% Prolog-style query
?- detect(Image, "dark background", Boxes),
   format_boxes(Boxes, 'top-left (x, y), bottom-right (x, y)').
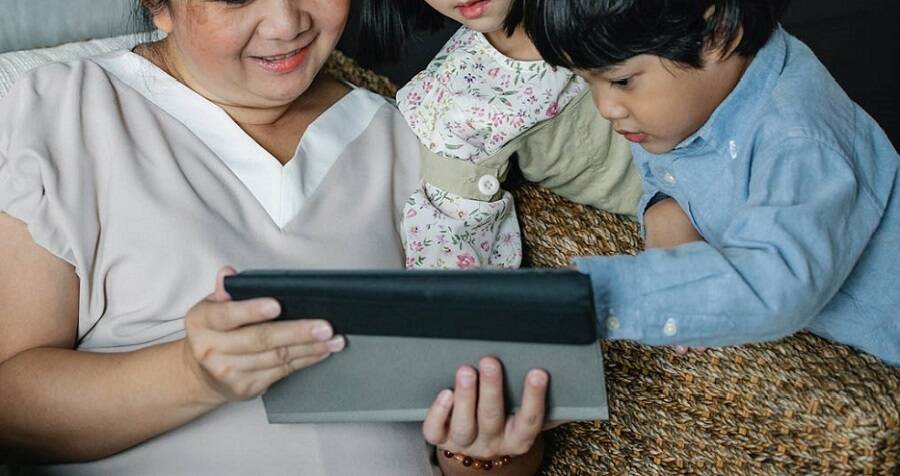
top-left (338, 0), bottom-right (899, 147)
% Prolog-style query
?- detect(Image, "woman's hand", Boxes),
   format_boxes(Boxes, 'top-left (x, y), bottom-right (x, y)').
top-left (182, 267), bottom-right (346, 404)
top-left (423, 357), bottom-right (548, 474)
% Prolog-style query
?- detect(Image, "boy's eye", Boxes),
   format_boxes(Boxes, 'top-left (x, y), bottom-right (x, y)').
top-left (610, 77), bottom-right (632, 88)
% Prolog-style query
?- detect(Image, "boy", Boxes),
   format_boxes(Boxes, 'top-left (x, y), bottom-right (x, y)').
top-left (524, 0), bottom-right (899, 364)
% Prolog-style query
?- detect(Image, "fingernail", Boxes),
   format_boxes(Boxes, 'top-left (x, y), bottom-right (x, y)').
top-left (529, 371), bottom-right (548, 386)
top-left (326, 336), bottom-right (345, 352)
top-left (480, 361), bottom-right (499, 377)
top-left (458, 369), bottom-right (476, 386)
top-left (438, 389), bottom-right (453, 406)
top-left (261, 300), bottom-right (280, 317)
top-left (312, 324), bottom-right (333, 341)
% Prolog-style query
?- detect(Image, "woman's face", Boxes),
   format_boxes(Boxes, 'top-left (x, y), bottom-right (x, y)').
top-left (151, 0), bottom-right (349, 109)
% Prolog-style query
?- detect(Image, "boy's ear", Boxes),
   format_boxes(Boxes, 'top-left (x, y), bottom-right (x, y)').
top-left (703, 5), bottom-right (744, 61)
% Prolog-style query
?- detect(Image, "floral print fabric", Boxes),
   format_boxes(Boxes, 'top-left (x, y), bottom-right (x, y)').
top-left (398, 27), bottom-right (585, 270)
top-left (397, 26), bottom-right (585, 163)
top-left (403, 182), bottom-right (522, 269)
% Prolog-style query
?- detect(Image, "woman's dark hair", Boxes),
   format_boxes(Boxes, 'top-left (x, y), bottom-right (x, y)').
top-left (524, 0), bottom-right (791, 70)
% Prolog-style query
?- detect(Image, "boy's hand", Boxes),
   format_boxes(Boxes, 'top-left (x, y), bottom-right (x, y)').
top-left (643, 198), bottom-right (704, 249)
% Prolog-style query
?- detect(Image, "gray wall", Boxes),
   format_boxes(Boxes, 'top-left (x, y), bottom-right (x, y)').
top-left (0, 0), bottom-right (140, 53)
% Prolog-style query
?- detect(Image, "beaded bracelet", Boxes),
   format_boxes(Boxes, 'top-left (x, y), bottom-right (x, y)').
top-left (441, 450), bottom-right (513, 471)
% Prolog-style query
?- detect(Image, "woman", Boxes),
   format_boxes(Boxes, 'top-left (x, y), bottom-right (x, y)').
top-left (0, 1), bottom-right (548, 474)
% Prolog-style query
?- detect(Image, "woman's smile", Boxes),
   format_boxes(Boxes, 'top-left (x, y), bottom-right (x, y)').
top-left (250, 47), bottom-right (308, 74)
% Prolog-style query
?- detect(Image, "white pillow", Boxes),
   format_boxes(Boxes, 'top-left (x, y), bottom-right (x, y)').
top-left (0, 32), bottom-right (161, 100)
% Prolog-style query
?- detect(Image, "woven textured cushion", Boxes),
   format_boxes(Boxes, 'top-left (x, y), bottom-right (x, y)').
top-left (511, 183), bottom-right (900, 476)
top-left (327, 55), bottom-right (900, 475)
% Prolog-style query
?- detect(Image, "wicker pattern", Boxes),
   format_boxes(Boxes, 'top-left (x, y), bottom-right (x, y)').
top-left (328, 51), bottom-right (900, 476)
top-left (324, 50), bottom-right (398, 98)
top-left (512, 183), bottom-right (900, 476)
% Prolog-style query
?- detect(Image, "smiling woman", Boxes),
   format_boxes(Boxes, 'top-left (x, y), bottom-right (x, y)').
top-left (0, 0), bottom-right (549, 474)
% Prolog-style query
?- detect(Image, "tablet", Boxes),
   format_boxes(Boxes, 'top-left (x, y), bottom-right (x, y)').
top-left (225, 269), bottom-right (597, 344)
top-left (225, 269), bottom-right (608, 423)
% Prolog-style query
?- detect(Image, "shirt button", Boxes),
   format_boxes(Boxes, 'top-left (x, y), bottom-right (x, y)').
top-left (477, 174), bottom-right (500, 196)
top-left (606, 314), bottom-right (621, 332)
top-left (663, 318), bottom-right (678, 336)
top-left (729, 140), bottom-right (738, 159)
top-left (662, 171), bottom-right (677, 185)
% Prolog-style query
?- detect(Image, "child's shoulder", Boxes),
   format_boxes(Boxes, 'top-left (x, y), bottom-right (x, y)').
top-left (754, 32), bottom-right (860, 154)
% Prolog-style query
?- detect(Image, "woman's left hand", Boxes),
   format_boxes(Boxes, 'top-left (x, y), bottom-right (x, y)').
top-left (423, 356), bottom-right (548, 460)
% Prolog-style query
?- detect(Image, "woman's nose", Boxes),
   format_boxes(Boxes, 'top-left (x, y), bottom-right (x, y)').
top-left (256, 0), bottom-right (310, 42)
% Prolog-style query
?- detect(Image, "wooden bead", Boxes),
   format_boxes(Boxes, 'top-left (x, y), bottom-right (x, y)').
top-left (483, 461), bottom-right (493, 470)
top-left (501, 455), bottom-right (512, 465)
top-left (472, 460), bottom-right (483, 469)
top-left (443, 450), bottom-right (454, 458)
top-left (462, 456), bottom-right (473, 467)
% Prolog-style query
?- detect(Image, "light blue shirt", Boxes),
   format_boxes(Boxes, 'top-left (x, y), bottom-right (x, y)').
top-left (575, 27), bottom-right (900, 365)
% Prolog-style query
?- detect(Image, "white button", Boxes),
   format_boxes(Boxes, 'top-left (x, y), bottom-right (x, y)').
top-left (729, 140), bottom-right (738, 159)
top-left (606, 315), bottom-right (621, 331)
top-left (478, 174), bottom-right (500, 196)
top-left (662, 171), bottom-right (677, 185)
top-left (663, 318), bottom-right (678, 336)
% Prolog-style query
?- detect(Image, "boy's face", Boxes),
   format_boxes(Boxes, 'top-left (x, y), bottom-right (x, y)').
top-left (424, 0), bottom-right (514, 33)
top-left (578, 50), bottom-right (751, 155)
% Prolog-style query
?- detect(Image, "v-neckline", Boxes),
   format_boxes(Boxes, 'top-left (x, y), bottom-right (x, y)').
top-left (91, 50), bottom-right (387, 229)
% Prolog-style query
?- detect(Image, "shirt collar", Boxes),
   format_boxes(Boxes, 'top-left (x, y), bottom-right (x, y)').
top-left (91, 50), bottom-right (386, 229)
top-left (674, 26), bottom-right (789, 153)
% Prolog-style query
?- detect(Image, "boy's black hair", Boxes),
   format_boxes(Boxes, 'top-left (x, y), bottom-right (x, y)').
top-left (524, 0), bottom-right (791, 71)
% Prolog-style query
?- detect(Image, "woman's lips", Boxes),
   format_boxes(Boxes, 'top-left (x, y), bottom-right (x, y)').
top-left (457, 0), bottom-right (491, 20)
top-left (617, 130), bottom-right (648, 143)
top-left (251, 48), bottom-right (308, 74)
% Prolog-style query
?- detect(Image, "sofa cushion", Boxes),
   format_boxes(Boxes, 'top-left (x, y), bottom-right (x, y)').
top-left (0, 0), bottom-right (143, 54)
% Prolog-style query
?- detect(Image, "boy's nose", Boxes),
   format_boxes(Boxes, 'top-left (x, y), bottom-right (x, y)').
top-left (591, 88), bottom-right (628, 121)
top-left (257, 0), bottom-right (310, 42)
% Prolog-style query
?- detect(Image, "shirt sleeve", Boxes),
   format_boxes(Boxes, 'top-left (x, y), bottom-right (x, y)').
top-left (515, 90), bottom-right (643, 216)
top-left (396, 29), bottom-right (585, 166)
top-left (397, 27), bottom-right (587, 202)
top-left (574, 138), bottom-right (885, 347)
top-left (0, 64), bottom-right (98, 268)
top-left (400, 181), bottom-right (522, 270)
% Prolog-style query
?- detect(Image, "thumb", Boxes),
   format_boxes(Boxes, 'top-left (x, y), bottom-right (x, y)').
top-left (208, 266), bottom-right (238, 302)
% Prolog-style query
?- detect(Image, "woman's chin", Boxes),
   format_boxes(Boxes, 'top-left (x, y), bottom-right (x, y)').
top-left (252, 75), bottom-right (315, 104)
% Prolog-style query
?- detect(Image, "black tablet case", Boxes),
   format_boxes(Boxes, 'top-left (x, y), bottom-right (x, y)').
top-left (225, 270), bottom-right (608, 423)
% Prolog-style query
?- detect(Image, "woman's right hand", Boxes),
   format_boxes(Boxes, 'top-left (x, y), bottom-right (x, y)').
top-left (182, 267), bottom-right (346, 404)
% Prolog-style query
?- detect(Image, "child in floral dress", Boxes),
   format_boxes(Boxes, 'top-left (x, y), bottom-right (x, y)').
top-left (392, 0), bottom-right (643, 269)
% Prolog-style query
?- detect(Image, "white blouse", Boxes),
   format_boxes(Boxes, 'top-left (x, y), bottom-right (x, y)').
top-left (0, 51), bottom-right (439, 475)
